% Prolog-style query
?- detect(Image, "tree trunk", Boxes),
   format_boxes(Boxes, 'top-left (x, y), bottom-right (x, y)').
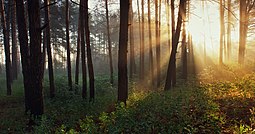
top-left (148, 0), bottom-right (154, 87)
top-left (155, 0), bottom-right (161, 87)
top-left (202, 0), bottom-right (206, 63)
top-left (182, 0), bottom-right (187, 80)
top-left (166, 0), bottom-right (171, 50)
top-left (118, 0), bottom-right (129, 104)
top-left (140, 0), bottom-right (145, 81)
top-left (227, 0), bottom-right (231, 61)
top-left (27, 0), bottom-right (44, 116)
top-left (164, 0), bottom-right (186, 90)
top-left (44, 0), bottom-right (55, 98)
top-left (80, 0), bottom-right (87, 99)
top-left (129, 0), bottom-right (136, 79)
top-left (137, 0), bottom-right (142, 80)
top-left (219, 0), bottom-right (224, 65)
top-left (171, 0), bottom-right (176, 86)
top-left (84, 0), bottom-right (95, 101)
top-left (11, 0), bottom-right (18, 80)
top-left (75, 14), bottom-right (81, 86)
top-left (0, 0), bottom-right (12, 95)
top-left (105, 0), bottom-right (114, 85)
top-left (16, 0), bottom-right (31, 114)
top-left (238, 0), bottom-right (247, 65)
top-left (66, 0), bottom-right (72, 90)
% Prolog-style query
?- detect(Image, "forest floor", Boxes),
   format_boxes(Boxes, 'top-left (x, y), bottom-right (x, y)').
top-left (0, 65), bottom-right (255, 133)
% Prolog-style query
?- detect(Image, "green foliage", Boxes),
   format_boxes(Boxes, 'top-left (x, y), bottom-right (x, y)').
top-left (1, 72), bottom-right (255, 133)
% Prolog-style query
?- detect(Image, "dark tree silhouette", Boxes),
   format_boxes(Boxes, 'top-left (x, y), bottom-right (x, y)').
top-left (84, 0), bottom-right (95, 101)
top-left (165, 0), bottom-right (186, 90)
top-left (44, 0), bottom-right (55, 98)
top-left (27, 0), bottom-right (44, 116)
top-left (0, 0), bottom-right (12, 95)
top-left (66, 0), bottom-right (73, 90)
top-left (105, 0), bottom-right (114, 85)
top-left (118, 0), bottom-right (129, 103)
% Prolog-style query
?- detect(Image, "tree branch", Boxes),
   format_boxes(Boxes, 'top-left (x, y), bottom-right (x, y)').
top-left (40, 23), bottom-right (49, 31)
top-left (40, 2), bottom-right (57, 10)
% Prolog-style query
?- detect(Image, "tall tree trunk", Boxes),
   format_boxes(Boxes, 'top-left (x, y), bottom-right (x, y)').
top-left (137, 0), bottom-right (142, 80)
top-left (16, 0), bottom-right (31, 113)
top-left (171, 0), bottom-right (176, 86)
top-left (27, 0), bottom-right (44, 116)
top-left (0, 0), bottom-right (12, 95)
top-left (75, 14), bottom-right (81, 86)
top-left (118, 0), bottom-right (129, 104)
top-left (148, 0), bottom-right (154, 87)
top-left (227, 0), bottom-right (231, 61)
top-left (164, 0), bottom-right (186, 90)
top-left (202, 0), bottom-right (206, 63)
top-left (219, 0), bottom-right (224, 65)
top-left (140, 0), bottom-right (145, 81)
top-left (166, 0), bottom-right (171, 50)
top-left (182, 0), bottom-right (187, 80)
top-left (66, 0), bottom-right (72, 90)
top-left (238, 0), bottom-right (247, 65)
top-left (105, 0), bottom-right (114, 85)
top-left (158, 0), bottom-right (161, 87)
top-left (129, 0), bottom-right (135, 79)
top-left (11, 0), bottom-right (18, 80)
top-left (84, 0), bottom-right (95, 101)
top-left (44, 0), bottom-right (55, 98)
top-left (171, 0), bottom-right (175, 46)
top-left (80, 0), bottom-right (87, 99)
top-left (155, 0), bottom-right (161, 87)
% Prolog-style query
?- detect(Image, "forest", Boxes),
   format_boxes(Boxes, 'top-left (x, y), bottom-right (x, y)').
top-left (0, 0), bottom-right (255, 133)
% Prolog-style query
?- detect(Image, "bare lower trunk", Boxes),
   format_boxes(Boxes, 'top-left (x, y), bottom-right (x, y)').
top-left (118, 0), bottom-right (129, 104)
top-left (16, 0), bottom-right (31, 113)
top-left (44, 0), bottom-right (55, 98)
top-left (84, 0), bottom-right (95, 101)
top-left (0, 0), bottom-right (12, 95)
top-left (80, 0), bottom-right (87, 99)
top-left (165, 0), bottom-right (186, 90)
top-left (11, 0), bottom-right (18, 80)
top-left (105, 0), bottom-right (114, 84)
top-left (66, 0), bottom-right (72, 90)
top-left (148, 0), bottom-right (154, 87)
top-left (28, 0), bottom-right (44, 116)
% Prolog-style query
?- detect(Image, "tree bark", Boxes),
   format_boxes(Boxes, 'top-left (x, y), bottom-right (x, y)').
top-left (66, 0), bottom-right (72, 90)
top-left (80, 0), bottom-right (87, 99)
top-left (166, 0), bottom-right (171, 50)
top-left (238, 0), bottom-right (247, 65)
top-left (27, 0), bottom-right (44, 116)
top-left (11, 0), bottom-right (18, 80)
top-left (140, 0), bottom-right (145, 81)
top-left (44, 0), bottom-right (55, 98)
top-left (16, 0), bottom-right (31, 114)
top-left (164, 0), bottom-right (186, 90)
top-left (118, 0), bottom-right (129, 104)
top-left (227, 0), bottom-right (231, 61)
top-left (75, 14), bottom-right (81, 86)
top-left (84, 0), bottom-right (95, 101)
top-left (219, 0), bottom-right (224, 65)
top-left (148, 0), bottom-right (154, 87)
top-left (0, 0), bottom-right (12, 95)
top-left (129, 0), bottom-right (135, 79)
top-left (105, 0), bottom-right (114, 85)
top-left (171, 0), bottom-right (176, 86)
top-left (182, 0), bottom-right (187, 80)
top-left (155, 0), bottom-right (161, 87)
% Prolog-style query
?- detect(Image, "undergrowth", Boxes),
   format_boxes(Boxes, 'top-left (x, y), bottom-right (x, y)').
top-left (1, 66), bottom-right (255, 133)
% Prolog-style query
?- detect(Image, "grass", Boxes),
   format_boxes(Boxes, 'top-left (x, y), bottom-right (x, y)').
top-left (0, 66), bottom-right (255, 133)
